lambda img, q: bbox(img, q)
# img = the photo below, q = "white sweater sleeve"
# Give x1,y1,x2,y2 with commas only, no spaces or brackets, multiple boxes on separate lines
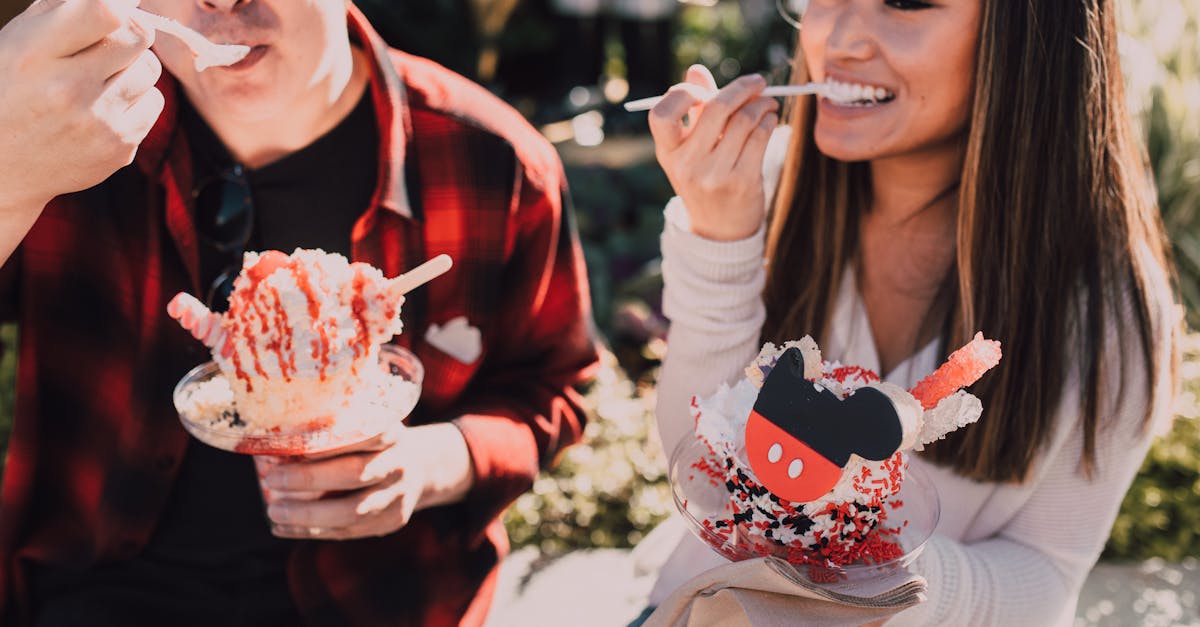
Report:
890,283,1179,626
654,126,791,455
655,201,767,455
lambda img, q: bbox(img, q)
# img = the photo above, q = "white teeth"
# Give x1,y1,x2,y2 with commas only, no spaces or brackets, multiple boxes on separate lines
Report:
822,79,895,106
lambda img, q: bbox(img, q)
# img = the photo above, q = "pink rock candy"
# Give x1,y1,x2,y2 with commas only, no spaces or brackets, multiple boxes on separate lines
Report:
909,332,1003,410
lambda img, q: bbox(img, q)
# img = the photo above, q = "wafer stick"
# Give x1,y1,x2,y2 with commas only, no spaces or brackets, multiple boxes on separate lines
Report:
390,254,453,295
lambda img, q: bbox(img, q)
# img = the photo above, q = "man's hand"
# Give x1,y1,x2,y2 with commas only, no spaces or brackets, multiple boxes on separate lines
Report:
261,422,475,540
0,0,163,214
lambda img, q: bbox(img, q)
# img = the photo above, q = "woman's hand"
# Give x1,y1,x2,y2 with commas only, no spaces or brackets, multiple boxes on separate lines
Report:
648,65,779,242
260,422,475,540
0,0,163,213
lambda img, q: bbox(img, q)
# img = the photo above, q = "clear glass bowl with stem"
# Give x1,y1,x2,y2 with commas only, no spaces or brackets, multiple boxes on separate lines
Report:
173,344,423,457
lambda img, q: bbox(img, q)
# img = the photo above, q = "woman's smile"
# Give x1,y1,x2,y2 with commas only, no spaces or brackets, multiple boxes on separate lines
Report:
801,0,981,163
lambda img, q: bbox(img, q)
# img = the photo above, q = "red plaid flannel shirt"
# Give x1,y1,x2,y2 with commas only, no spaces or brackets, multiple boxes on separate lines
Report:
0,8,598,625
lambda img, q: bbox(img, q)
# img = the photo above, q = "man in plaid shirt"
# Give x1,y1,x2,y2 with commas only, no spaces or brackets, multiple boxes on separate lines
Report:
0,1,598,625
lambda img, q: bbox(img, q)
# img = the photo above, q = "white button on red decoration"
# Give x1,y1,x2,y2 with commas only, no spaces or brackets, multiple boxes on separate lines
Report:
768,443,783,463
788,459,804,478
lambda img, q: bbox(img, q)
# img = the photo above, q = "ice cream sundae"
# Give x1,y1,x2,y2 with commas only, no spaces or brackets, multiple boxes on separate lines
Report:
672,334,1002,573
169,248,449,454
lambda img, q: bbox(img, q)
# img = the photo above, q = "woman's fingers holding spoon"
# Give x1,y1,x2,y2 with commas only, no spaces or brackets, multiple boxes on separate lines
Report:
710,97,779,173
683,64,718,132
733,108,780,179
649,65,737,154
683,74,771,155
684,64,718,94
649,87,706,153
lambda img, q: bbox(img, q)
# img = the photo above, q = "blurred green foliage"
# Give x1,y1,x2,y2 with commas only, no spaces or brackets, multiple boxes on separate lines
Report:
567,163,669,334
504,350,672,553
1104,334,1200,560
672,1,796,84
1121,0,1200,328
352,0,480,79
1097,0,1200,560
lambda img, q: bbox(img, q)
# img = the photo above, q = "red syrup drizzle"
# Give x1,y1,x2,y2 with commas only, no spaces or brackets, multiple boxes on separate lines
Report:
246,292,272,379
225,251,289,390
247,252,289,378
266,284,294,380
348,266,371,371
288,259,332,381
223,252,395,391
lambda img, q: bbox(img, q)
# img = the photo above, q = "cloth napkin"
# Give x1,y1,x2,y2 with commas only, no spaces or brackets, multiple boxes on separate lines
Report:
643,555,926,627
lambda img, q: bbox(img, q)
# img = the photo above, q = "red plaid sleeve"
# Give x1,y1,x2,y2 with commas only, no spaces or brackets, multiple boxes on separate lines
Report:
450,167,599,536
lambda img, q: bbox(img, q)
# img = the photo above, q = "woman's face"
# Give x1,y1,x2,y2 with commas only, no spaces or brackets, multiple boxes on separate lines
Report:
800,0,982,163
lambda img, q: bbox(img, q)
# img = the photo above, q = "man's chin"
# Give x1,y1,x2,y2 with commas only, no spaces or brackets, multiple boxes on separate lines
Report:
186,82,291,125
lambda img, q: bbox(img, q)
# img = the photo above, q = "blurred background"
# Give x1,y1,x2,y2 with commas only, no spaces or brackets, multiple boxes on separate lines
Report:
0,0,1197,624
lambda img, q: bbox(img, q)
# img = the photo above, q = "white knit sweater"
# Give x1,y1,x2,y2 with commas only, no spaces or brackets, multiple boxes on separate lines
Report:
646,131,1179,625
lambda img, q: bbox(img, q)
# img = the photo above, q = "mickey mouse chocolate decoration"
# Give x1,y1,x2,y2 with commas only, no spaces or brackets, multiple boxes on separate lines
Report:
745,347,904,503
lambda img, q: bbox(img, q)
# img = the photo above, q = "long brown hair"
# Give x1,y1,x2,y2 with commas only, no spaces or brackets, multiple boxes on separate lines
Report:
763,0,1178,482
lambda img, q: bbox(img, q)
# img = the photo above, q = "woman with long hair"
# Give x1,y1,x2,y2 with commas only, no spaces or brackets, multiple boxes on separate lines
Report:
645,0,1180,623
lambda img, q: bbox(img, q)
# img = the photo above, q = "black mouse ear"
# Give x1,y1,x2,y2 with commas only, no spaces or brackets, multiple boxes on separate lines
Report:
779,347,807,378
841,388,904,461
756,348,808,413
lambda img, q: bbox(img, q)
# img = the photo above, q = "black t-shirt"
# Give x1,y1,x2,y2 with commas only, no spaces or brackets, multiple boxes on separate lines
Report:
187,89,379,283
31,90,379,625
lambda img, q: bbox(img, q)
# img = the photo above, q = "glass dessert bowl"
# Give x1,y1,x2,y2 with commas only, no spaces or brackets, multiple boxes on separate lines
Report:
668,435,940,584
174,344,424,456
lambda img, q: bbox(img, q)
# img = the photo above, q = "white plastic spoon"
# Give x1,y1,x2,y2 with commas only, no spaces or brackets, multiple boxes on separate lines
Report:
133,9,251,71
623,82,831,112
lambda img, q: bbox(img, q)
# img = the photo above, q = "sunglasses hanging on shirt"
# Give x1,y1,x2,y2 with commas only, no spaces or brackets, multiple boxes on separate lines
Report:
192,163,254,312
